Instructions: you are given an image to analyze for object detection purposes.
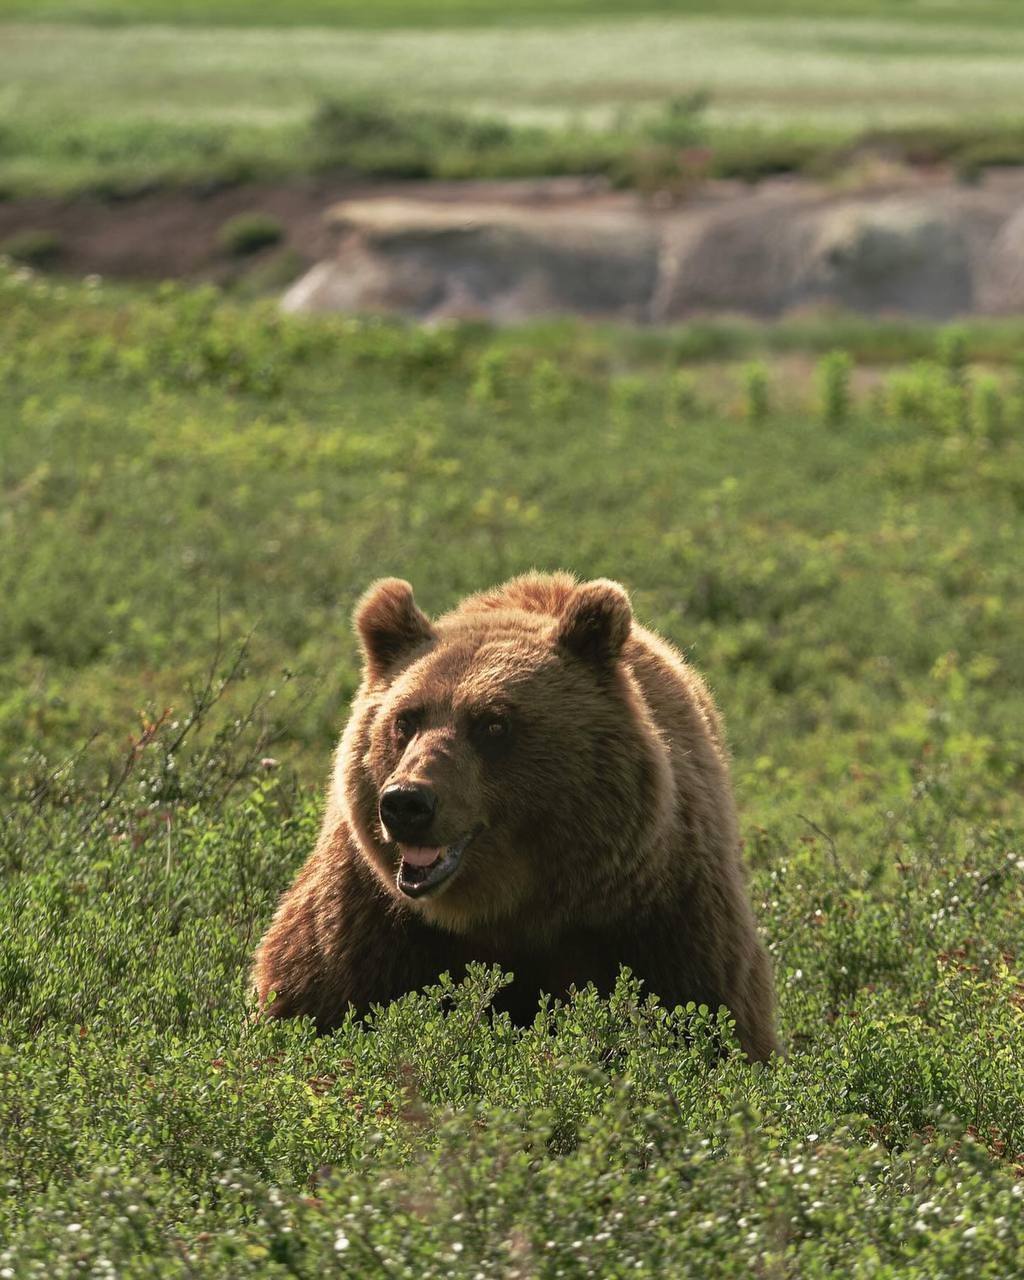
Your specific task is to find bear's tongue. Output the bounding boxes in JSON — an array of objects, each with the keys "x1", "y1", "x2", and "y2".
[{"x1": 400, "y1": 845, "x2": 443, "y2": 868}]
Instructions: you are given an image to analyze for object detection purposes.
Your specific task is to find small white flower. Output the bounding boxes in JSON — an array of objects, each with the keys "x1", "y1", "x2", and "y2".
[
  {"x1": 334, "y1": 1232, "x2": 350, "y2": 1253},
  {"x1": 806, "y1": 1133, "x2": 819, "y2": 1143},
  {"x1": 67, "y1": 1224, "x2": 82, "y2": 1233}
]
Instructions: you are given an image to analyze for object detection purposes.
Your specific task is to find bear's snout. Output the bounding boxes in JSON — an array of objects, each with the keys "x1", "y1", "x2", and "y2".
[{"x1": 379, "y1": 783, "x2": 437, "y2": 844}]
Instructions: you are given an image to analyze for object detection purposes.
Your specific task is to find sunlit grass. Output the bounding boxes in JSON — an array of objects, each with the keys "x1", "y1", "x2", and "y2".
[{"x1": 5, "y1": 17, "x2": 1024, "y2": 129}]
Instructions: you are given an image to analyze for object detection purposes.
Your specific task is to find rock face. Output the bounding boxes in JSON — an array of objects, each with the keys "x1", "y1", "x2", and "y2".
[
  {"x1": 282, "y1": 198, "x2": 659, "y2": 323},
  {"x1": 807, "y1": 201, "x2": 974, "y2": 316},
  {"x1": 282, "y1": 172, "x2": 1024, "y2": 323}
]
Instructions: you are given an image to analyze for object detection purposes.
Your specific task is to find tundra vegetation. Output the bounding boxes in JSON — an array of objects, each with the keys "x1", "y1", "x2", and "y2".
[
  {"x1": 4, "y1": 2, "x2": 1024, "y2": 196},
  {"x1": 1, "y1": 265, "x2": 1023, "y2": 1274}
]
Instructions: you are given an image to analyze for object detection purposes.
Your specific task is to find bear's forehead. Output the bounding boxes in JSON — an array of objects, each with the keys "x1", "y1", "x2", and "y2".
[{"x1": 394, "y1": 626, "x2": 555, "y2": 709}]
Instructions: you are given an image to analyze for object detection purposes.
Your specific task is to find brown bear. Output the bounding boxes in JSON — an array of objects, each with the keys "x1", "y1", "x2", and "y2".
[{"x1": 252, "y1": 572, "x2": 779, "y2": 1060}]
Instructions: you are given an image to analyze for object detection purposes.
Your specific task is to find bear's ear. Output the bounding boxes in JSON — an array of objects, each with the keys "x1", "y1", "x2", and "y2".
[
  {"x1": 354, "y1": 578, "x2": 436, "y2": 682},
  {"x1": 556, "y1": 578, "x2": 632, "y2": 670}
]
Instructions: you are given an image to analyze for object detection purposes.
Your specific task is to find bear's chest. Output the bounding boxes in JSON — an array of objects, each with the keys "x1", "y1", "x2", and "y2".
[{"x1": 443, "y1": 932, "x2": 623, "y2": 1025}]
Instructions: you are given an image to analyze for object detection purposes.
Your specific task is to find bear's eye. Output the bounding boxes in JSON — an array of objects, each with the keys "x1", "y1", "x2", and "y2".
[
  {"x1": 472, "y1": 712, "x2": 512, "y2": 750},
  {"x1": 393, "y1": 710, "x2": 421, "y2": 742}
]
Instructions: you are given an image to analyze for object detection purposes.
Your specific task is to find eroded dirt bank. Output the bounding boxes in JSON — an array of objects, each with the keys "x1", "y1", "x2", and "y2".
[{"x1": 4, "y1": 169, "x2": 1024, "y2": 321}]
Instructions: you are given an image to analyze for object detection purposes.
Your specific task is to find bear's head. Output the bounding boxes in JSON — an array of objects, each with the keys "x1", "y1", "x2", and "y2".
[{"x1": 337, "y1": 576, "x2": 676, "y2": 941}]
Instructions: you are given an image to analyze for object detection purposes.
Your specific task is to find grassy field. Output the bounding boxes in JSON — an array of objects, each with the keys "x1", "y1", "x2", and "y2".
[
  {"x1": 2, "y1": 265, "x2": 1024, "y2": 1272},
  {"x1": 4, "y1": 0, "x2": 1024, "y2": 26},
  {"x1": 4, "y1": 8, "x2": 1024, "y2": 195}
]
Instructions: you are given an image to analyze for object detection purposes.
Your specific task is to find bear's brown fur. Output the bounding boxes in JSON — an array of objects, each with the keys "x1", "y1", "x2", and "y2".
[{"x1": 252, "y1": 572, "x2": 779, "y2": 1060}]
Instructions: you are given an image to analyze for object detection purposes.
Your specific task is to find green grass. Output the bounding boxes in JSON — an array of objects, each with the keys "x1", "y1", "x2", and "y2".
[
  {"x1": 4, "y1": 0, "x2": 1024, "y2": 26},
  {"x1": 6, "y1": 15, "x2": 1023, "y2": 128},
  {"x1": 5, "y1": 12, "x2": 1024, "y2": 196},
  {"x1": 2, "y1": 268, "x2": 1024, "y2": 1272}
]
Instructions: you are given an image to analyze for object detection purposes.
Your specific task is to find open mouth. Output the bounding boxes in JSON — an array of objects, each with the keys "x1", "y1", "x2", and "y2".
[{"x1": 396, "y1": 828, "x2": 479, "y2": 899}]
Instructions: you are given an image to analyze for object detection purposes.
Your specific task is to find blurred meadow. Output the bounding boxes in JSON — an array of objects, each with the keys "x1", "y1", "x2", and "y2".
[
  {"x1": 3, "y1": 3, "x2": 1024, "y2": 1276},
  {"x1": 4, "y1": 4, "x2": 1024, "y2": 194}
]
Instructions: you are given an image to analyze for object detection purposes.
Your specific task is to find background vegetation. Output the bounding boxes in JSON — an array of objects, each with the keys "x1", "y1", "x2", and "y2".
[
  {"x1": 2, "y1": 265, "x2": 1024, "y2": 1273},
  {"x1": 5, "y1": 5, "x2": 1024, "y2": 195},
  {"x1": 3, "y1": 0, "x2": 1024, "y2": 23}
]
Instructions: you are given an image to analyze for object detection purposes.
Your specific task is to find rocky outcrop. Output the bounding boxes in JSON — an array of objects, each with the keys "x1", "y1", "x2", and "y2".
[
  {"x1": 282, "y1": 172, "x2": 1024, "y2": 323},
  {"x1": 282, "y1": 197, "x2": 659, "y2": 322}
]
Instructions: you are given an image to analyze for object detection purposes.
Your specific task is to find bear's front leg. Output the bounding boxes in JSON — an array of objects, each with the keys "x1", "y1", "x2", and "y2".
[
  {"x1": 616, "y1": 898, "x2": 780, "y2": 1063},
  {"x1": 252, "y1": 814, "x2": 429, "y2": 1031}
]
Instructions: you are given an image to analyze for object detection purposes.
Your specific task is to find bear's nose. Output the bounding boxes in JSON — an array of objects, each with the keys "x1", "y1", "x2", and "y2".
[{"x1": 379, "y1": 783, "x2": 437, "y2": 843}]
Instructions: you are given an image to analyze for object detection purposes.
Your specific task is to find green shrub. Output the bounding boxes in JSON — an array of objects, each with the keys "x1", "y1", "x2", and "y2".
[
  {"x1": 954, "y1": 137, "x2": 1024, "y2": 185},
  {"x1": 971, "y1": 373, "x2": 1006, "y2": 441},
  {"x1": 817, "y1": 348, "x2": 853, "y2": 428},
  {"x1": 528, "y1": 356, "x2": 571, "y2": 418},
  {"x1": 309, "y1": 94, "x2": 516, "y2": 178},
  {"x1": 742, "y1": 360, "x2": 771, "y2": 423},
  {"x1": 311, "y1": 94, "x2": 511, "y2": 154},
  {"x1": 0, "y1": 228, "x2": 63, "y2": 267},
  {"x1": 231, "y1": 246, "x2": 306, "y2": 298},
  {"x1": 665, "y1": 368, "x2": 700, "y2": 422},
  {"x1": 938, "y1": 325, "x2": 970, "y2": 430},
  {"x1": 311, "y1": 95, "x2": 420, "y2": 151},
  {"x1": 641, "y1": 90, "x2": 710, "y2": 147},
  {"x1": 885, "y1": 359, "x2": 964, "y2": 431},
  {"x1": 469, "y1": 347, "x2": 515, "y2": 408},
  {"x1": 710, "y1": 129, "x2": 823, "y2": 183},
  {"x1": 609, "y1": 372, "x2": 650, "y2": 427},
  {"x1": 217, "y1": 212, "x2": 285, "y2": 257}
]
